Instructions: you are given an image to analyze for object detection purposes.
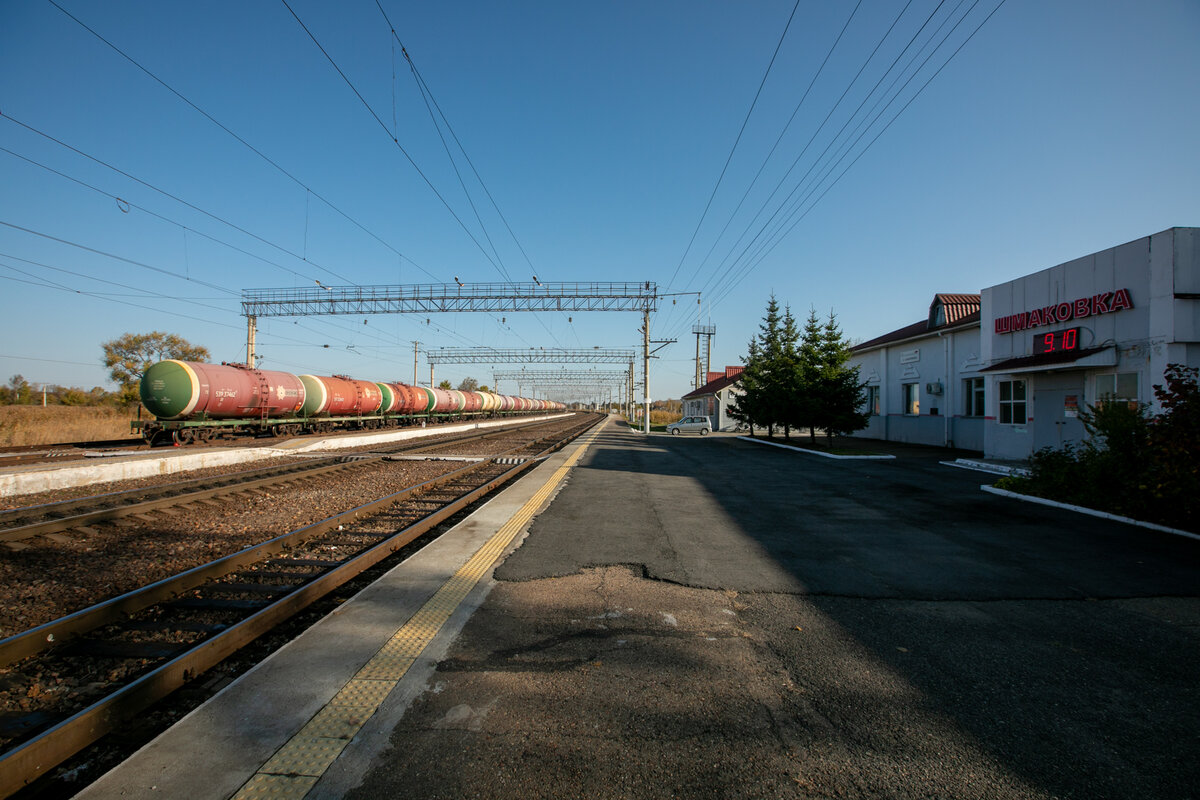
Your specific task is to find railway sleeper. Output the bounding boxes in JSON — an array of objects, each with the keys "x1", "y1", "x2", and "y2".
[
  {"x1": 269, "y1": 557, "x2": 344, "y2": 568},
  {"x1": 59, "y1": 639, "x2": 188, "y2": 660},
  {"x1": 167, "y1": 597, "x2": 268, "y2": 612},
  {"x1": 208, "y1": 583, "x2": 299, "y2": 596}
]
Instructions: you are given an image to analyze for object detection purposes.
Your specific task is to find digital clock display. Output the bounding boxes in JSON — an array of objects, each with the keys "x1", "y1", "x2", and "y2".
[{"x1": 1033, "y1": 327, "x2": 1081, "y2": 354}]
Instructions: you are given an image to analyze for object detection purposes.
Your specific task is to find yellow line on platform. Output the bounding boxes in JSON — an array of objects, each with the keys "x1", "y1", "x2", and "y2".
[{"x1": 231, "y1": 423, "x2": 603, "y2": 800}]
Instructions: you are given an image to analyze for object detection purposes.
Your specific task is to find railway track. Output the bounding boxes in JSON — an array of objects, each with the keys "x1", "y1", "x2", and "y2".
[
  {"x1": 0, "y1": 413, "x2": 601, "y2": 798},
  {"x1": 0, "y1": 418, "x2": 562, "y2": 547}
]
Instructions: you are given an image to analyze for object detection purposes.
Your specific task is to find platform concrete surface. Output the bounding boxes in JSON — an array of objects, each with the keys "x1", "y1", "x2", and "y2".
[
  {"x1": 82, "y1": 419, "x2": 1200, "y2": 800},
  {"x1": 0, "y1": 413, "x2": 568, "y2": 497},
  {"x1": 341, "y1": 421, "x2": 1199, "y2": 800}
]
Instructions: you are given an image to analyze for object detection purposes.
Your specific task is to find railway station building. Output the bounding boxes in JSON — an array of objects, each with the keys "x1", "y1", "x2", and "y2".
[
  {"x1": 681, "y1": 366, "x2": 744, "y2": 431},
  {"x1": 847, "y1": 226, "x2": 1200, "y2": 460}
]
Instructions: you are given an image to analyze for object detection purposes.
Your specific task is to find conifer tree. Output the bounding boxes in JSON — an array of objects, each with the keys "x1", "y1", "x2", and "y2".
[
  {"x1": 813, "y1": 311, "x2": 869, "y2": 443},
  {"x1": 730, "y1": 295, "x2": 786, "y2": 436},
  {"x1": 796, "y1": 308, "x2": 824, "y2": 441}
]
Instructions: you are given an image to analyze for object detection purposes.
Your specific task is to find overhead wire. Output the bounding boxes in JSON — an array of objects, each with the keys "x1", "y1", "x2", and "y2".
[
  {"x1": 657, "y1": 0, "x2": 862, "y2": 340},
  {"x1": 694, "y1": 0, "x2": 953, "y2": 315},
  {"x1": 663, "y1": 0, "x2": 1006, "y2": 343},
  {"x1": 45, "y1": 0, "x2": 434, "y2": 284},
  {"x1": 690, "y1": 0, "x2": 920, "y2": 302},
  {"x1": 374, "y1": 1, "x2": 565, "y2": 348},
  {"x1": 278, "y1": 0, "x2": 517, "y2": 287},
  {"x1": 663, "y1": 0, "x2": 801, "y2": 295},
  {"x1": 706, "y1": 0, "x2": 1005, "y2": 312},
  {"x1": 0, "y1": 121, "x2": 503, "y2": 359}
]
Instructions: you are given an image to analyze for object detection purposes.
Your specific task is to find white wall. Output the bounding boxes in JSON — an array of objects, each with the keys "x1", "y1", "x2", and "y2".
[
  {"x1": 982, "y1": 227, "x2": 1199, "y2": 460},
  {"x1": 850, "y1": 324, "x2": 983, "y2": 450}
]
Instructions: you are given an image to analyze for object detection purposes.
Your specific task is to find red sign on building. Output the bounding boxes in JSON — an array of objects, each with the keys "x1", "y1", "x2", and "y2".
[{"x1": 994, "y1": 289, "x2": 1133, "y2": 334}]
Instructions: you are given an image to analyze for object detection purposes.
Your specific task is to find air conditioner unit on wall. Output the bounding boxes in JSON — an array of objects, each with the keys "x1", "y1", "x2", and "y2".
[{"x1": 925, "y1": 381, "x2": 944, "y2": 395}]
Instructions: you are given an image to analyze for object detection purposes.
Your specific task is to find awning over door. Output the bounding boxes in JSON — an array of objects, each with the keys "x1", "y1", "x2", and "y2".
[{"x1": 980, "y1": 345, "x2": 1117, "y2": 375}]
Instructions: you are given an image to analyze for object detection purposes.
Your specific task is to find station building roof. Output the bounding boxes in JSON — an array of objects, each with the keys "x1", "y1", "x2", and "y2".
[
  {"x1": 682, "y1": 366, "x2": 743, "y2": 399},
  {"x1": 853, "y1": 294, "x2": 981, "y2": 352}
]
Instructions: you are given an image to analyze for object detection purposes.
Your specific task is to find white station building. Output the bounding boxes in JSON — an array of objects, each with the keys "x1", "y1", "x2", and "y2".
[{"x1": 848, "y1": 227, "x2": 1199, "y2": 460}]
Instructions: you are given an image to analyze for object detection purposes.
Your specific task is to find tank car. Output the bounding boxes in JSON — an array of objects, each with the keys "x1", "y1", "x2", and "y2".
[{"x1": 137, "y1": 360, "x2": 306, "y2": 444}]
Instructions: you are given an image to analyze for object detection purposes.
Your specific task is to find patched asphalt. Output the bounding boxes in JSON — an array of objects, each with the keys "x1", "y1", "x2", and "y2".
[{"x1": 343, "y1": 421, "x2": 1199, "y2": 799}]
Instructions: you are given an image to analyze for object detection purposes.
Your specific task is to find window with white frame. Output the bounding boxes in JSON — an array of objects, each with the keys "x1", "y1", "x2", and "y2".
[
  {"x1": 865, "y1": 385, "x2": 880, "y2": 416},
  {"x1": 964, "y1": 377, "x2": 985, "y2": 417},
  {"x1": 998, "y1": 379, "x2": 1026, "y2": 424},
  {"x1": 902, "y1": 383, "x2": 919, "y2": 415},
  {"x1": 1095, "y1": 373, "x2": 1138, "y2": 406}
]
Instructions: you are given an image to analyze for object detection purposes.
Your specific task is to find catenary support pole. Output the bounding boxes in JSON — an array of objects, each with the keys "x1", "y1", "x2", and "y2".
[{"x1": 643, "y1": 309, "x2": 650, "y2": 435}]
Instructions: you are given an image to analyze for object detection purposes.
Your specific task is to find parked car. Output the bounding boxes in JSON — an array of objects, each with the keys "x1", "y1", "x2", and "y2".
[{"x1": 666, "y1": 416, "x2": 712, "y2": 435}]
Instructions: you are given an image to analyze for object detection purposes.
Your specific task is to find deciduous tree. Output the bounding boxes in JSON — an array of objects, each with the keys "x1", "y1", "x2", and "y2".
[{"x1": 102, "y1": 332, "x2": 209, "y2": 404}]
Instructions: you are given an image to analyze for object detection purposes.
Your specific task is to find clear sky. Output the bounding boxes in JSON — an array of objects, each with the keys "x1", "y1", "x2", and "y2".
[{"x1": 1, "y1": 1, "x2": 1197, "y2": 402}]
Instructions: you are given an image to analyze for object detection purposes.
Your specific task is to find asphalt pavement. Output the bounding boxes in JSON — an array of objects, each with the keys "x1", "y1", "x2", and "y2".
[{"x1": 342, "y1": 421, "x2": 1200, "y2": 799}]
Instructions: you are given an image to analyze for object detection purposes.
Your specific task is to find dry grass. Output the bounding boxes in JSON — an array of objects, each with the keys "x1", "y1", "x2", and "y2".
[{"x1": 0, "y1": 406, "x2": 139, "y2": 446}]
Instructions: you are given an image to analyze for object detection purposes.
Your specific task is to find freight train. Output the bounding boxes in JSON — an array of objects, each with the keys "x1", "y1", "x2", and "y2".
[{"x1": 134, "y1": 360, "x2": 566, "y2": 445}]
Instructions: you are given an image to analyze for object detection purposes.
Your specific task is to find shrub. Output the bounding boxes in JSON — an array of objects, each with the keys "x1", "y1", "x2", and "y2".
[{"x1": 1000, "y1": 364, "x2": 1197, "y2": 532}]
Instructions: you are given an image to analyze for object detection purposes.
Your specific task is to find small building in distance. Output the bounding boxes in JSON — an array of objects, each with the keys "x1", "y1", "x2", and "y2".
[{"x1": 681, "y1": 366, "x2": 744, "y2": 431}]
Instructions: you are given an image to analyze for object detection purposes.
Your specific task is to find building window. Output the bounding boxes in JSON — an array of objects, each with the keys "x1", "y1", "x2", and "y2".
[
  {"x1": 865, "y1": 385, "x2": 880, "y2": 416},
  {"x1": 998, "y1": 379, "x2": 1026, "y2": 424},
  {"x1": 964, "y1": 377, "x2": 985, "y2": 417},
  {"x1": 1095, "y1": 373, "x2": 1138, "y2": 406},
  {"x1": 902, "y1": 383, "x2": 919, "y2": 415}
]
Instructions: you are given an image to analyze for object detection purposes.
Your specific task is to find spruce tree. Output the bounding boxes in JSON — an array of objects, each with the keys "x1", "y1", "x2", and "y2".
[
  {"x1": 814, "y1": 311, "x2": 869, "y2": 443},
  {"x1": 796, "y1": 308, "x2": 824, "y2": 441}
]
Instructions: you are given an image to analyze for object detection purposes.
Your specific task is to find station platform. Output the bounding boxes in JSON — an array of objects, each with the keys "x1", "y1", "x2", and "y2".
[
  {"x1": 77, "y1": 417, "x2": 1200, "y2": 800},
  {"x1": 0, "y1": 414, "x2": 568, "y2": 498}
]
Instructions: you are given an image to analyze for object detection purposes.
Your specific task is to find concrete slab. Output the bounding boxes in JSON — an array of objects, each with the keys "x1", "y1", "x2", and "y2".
[{"x1": 0, "y1": 414, "x2": 569, "y2": 497}]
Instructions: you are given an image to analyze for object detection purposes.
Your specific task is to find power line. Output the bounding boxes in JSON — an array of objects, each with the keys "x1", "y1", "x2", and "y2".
[
  {"x1": 706, "y1": 0, "x2": 1009, "y2": 315},
  {"x1": 691, "y1": 0, "x2": 953, "y2": 316},
  {"x1": 664, "y1": 0, "x2": 801, "y2": 293},
  {"x1": 44, "y1": 0, "x2": 436, "y2": 283},
  {"x1": 658, "y1": 0, "x2": 863, "y2": 339},
  {"x1": 279, "y1": 0, "x2": 515, "y2": 285}
]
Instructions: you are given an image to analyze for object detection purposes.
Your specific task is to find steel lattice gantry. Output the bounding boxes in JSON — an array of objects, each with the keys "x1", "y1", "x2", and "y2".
[
  {"x1": 241, "y1": 281, "x2": 659, "y2": 427},
  {"x1": 426, "y1": 347, "x2": 636, "y2": 366},
  {"x1": 242, "y1": 282, "x2": 657, "y2": 317},
  {"x1": 491, "y1": 370, "x2": 629, "y2": 407}
]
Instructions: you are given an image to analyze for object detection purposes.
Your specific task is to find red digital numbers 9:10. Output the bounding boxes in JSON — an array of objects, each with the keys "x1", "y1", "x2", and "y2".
[{"x1": 1033, "y1": 327, "x2": 1081, "y2": 354}]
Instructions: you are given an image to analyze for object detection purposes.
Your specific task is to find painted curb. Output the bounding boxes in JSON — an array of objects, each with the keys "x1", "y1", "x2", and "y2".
[
  {"x1": 980, "y1": 484, "x2": 1200, "y2": 542},
  {"x1": 737, "y1": 436, "x2": 896, "y2": 460},
  {"x1": 940, "y1": 459, "x2": 1031, "y2": 477}
]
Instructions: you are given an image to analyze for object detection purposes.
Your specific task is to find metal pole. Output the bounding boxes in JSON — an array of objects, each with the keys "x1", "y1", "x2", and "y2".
[
  {"x1": 695, "y1": 329, "x2": 701, "y2": 390},
  {"x1": 642, "y1": 309, "x2": 650, "y2": 434},
  {"x1": 413, "y1": 341, "x2": 419, "y2": 385},
  {"x1": 246, "y1": 315, "x2": 257, "y2": 368}
]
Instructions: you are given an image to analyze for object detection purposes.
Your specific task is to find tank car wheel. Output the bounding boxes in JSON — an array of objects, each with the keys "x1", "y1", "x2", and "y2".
[{"x1": 172, "y1": 429, "x2": 195, "y2": 445}]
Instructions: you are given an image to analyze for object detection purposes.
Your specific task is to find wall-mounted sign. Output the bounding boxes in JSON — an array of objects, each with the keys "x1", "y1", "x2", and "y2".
[
  {"x1": 899, "y1": 349, "x2": 920, "y2": 364},
  {"x1": 1064, "y1": 394, "x2": 1079, "y2": 418},
  {"x1": 1032, "y1": 327, "x2": 1081, "y2": 354},
  {"x1": 994, "y1": 289, "x2": 1133, "y2": 334}
]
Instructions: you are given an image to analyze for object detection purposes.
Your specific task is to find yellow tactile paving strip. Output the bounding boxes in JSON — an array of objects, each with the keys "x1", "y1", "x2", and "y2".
[{"x1": 231, "y1": 424, "x2": 603, "y2": 800}]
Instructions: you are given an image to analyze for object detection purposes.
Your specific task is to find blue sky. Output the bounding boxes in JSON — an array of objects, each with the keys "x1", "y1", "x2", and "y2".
[{"x1": 1, "y1": 0, "x2": 1197, "y2": 401}]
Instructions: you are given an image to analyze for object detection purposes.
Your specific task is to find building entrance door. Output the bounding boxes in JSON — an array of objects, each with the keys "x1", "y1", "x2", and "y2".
[{"x1": 1033, "y1": 386, "x2": 1086, "y2": 451}]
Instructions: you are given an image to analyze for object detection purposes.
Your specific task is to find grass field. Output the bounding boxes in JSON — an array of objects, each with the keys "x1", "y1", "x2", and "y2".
[{"x1": 0, "y1": 406, "x2": 140, "y2": 446}]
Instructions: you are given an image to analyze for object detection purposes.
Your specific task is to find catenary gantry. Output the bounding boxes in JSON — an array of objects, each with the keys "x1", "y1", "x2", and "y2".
[
  {"x1": 242, "y1": 282, "x2": 658, "y2": 317},
  {"x1": 242, "y1": 281, "x2": 661, "y2": 430},
  {"x1": 426, "y1": 348, "x2": 637, "y2": 365}
]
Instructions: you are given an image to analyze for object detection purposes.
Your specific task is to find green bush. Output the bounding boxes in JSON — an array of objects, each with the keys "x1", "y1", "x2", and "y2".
[{"x1": 999, "y1": 364, "x2": 1198, "y2": 532}]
